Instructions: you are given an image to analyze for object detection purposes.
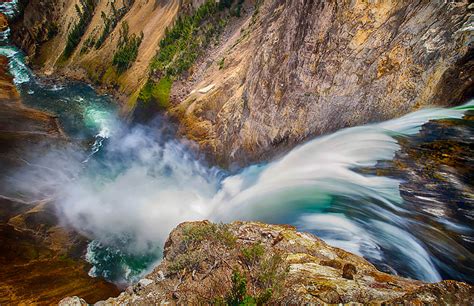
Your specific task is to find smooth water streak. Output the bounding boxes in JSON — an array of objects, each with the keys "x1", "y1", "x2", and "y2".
[{"x1": 59, "y1": 101, "x2": 472, "y2": 283}]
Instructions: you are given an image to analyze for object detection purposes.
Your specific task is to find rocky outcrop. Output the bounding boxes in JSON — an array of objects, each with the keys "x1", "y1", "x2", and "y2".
[
  {"x1": 0, "y1": 54, "x2": 64, "y2": 172},
  {"x1": 61, "y1": 221, "x2": 473, "y2": 304},
  {"x1": 0, "y1": 55, "x2": 120, "y2": 304}
]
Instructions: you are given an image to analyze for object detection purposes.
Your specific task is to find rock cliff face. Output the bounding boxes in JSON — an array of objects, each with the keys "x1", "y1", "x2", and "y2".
[
  {"x1": 60, "y1": 221, "x2": 474, "y2": 305},
  {"x1": 11, "y1": 0, "x2": 474, "y2": 166},
  {"x1": 173, "y1": 0, "x2": 473, "y2": 166}
]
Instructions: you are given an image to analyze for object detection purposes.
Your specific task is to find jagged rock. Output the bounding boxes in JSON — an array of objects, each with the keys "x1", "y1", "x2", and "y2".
[
  {"x1": 198, "y1": 84, "x2": 215, "y2": 94},
  {"x1": 58, "y1": 296, "x2": 88, "y2": 305},
  {"x1": 138, "y1": 278, "x2": 154, "y2": 287},
  {"x1": 62, "y1": 221, "x2": 473, "y2": 304}
]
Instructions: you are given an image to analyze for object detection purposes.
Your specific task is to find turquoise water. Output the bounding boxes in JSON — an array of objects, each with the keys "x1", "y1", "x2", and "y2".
[
  {"x1": 0, "y1": 45, "x2": 116, "y2": 139},
  {"x1": 1, "y1": 3, "x2": 473, "y2": 286}
]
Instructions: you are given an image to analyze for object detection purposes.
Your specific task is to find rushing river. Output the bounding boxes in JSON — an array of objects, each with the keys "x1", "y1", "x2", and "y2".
[{"x1": 1, "y1": 2, "x2": 473, "y2": 286}]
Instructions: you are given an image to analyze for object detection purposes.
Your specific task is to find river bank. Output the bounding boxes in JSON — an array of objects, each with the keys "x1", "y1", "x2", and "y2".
[
  {"x1": 0, "y1": 52, "x2": 120, "y2": 304},
  {"x1": 0, "y1": 10, "x2": 120, "y2": 302}
]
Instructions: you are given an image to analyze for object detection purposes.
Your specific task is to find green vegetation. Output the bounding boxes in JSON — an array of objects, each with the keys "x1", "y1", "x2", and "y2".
[
  {"x1": 235, "y1": 246, "x2": 288, "y2": 304},
  {"x1": 182, "y1": 222, "x2": 236, "y2": 248},
  {"x1": 225, "y1": 270, "x2": 272, "y2": 305},
  {"x1": 231, "y1": 0, "x2": 244, "y2": 17},
  {"x1": 95, "y1": 0, "x2": 134, "y2": 49},
  {"x1": 150, "y1": 0, "x2": 229, "y2": 76},
  {"x1": 138, "y1": 0, "x2": 243, "y2": 109},
  {"x1": 80, "y1": 33, "x2": 97, "y2": 54},
  {"x1": 163, "y1": 222, "x2": 288, "y2": 303},
  {"x1": 63, "y1": 0, "x2": 97, "y2": 58},
  {"x1": 218, "y1": 57, "x2": 225, "y2": 70},
  {"x1": 167, "y1": 223, "x2": 237, "y2": 275},
  {"x1": 46, "y1": 23, "x2": 59, "y2": 40},
  {"x1": 168, "y1": 251, "x2": 205, "y2": 274},
  {"x1": 226, "y1": 270, "x2": 252, "y2": 305},
  {"x1": 112, "y1": 21, "x2": 143, "y2": 73},
  {"x1": 241, "y1": 243, "x2": 264, "y2": 265},
  {"x1": 256, "y1": 254, "x2": 287, "y2": 292},
  {"x1": 137, "y1": 76, "x2": 172, "y2": 110}
]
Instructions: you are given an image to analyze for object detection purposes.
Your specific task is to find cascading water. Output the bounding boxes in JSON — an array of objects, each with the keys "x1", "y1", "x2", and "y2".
[{"x1": 1, "y1": 0, "x2": 473, "y2": 288}]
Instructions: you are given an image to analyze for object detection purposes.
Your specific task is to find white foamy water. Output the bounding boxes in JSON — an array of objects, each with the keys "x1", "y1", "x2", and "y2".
[{"x1": 0, "y1": 46, "x2": 31, "y2": 84}]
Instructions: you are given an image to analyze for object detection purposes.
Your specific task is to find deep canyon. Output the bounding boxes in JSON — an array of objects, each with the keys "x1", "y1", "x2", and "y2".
[{"x1": 0, "y1": 0, "x2": 473, "y2": 304}]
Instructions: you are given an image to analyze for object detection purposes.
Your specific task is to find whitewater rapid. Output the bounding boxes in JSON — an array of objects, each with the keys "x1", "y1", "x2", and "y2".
[{"x1": 43, "y1": 101, "x2": 470, "y2": 284}]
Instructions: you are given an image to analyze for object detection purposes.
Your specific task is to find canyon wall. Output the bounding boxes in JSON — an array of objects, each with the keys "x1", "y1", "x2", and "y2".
[
  {"x1": 173, "y1": 0, "x2": 473, "y2": 166},
  {"x1": 11, "y1": 0, "x2": 474, "y2": 166},
  {"x1": 11, "y1": 0, "x2": 182, "y2": 110}
]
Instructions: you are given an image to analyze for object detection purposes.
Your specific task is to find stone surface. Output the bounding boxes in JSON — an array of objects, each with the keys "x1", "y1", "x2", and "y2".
[
  {"x1": 64, "y1": 221, "x2": 473, "y2": 305},
  {"x1": 0, "y1": 13, "x2": 7, "y2": 32},
  {"x1": 58, "y1": 296, "x2": 88, "y2": 305},
  {"x1": 10, "y1": 0, "x2": 181, "y2": 111},
  {"x1": 173, "y1": 0, "x2": 474, "y2": 166}
]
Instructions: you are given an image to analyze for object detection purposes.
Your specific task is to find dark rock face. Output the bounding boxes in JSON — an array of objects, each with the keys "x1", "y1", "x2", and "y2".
[
  {"x1": 62, "y1": 221, "x2": 473, "y2": 305},
  {"x1": 9, "y1": 0, "x2": 60, "y2": 61},
  {"x1": 0, "y1": 55, "x2": 63, "y2": 173},
  {"x1": 176, "y1": 0, "x2": 473, "y2": 166}
]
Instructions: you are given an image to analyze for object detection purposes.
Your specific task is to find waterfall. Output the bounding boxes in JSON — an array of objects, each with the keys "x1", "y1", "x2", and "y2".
[{"x1": 1, "y1": 0, "x2": 472, "y2": 286}]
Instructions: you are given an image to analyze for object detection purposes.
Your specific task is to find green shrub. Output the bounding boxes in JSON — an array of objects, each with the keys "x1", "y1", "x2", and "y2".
[
  {"x1": 95, "y1": 11, "x2": 111, "y2": 48},
  {"x1": 226, "y1": 270, "x2": 255, "y2": 305},
  {"x1": 168, "y1": 251, "x2": 205, "y2": 274},
  {"x1": 256, "y1": 254, "x2": 287, "y2": 295},
  {"x1": 112, "y1": 21, "x2": 143, "y2": 73},
  {"x1": 183, "y1": 223, "x2": 219, "y2": 244},
  {"x1": 181, "y1": 223, "x2": 236, "y2": 248},
  {"x1": 95, "y1": 0, "x2": 134, "y2": 49},
  {"x1": 231, "y1": 0, "x2": 244, "y2": 17},
  {"x1": 47, "y1": 23, "x2": 59, "y2": 39},
  {"x1": 255, "y1": 288, "x2": 272, "y2": 305},
  {"x1": 138, "y1": 77, "x2": 172, "y2": 109},
  {"x1": 241, "y1": 243, "x2": 264, "y2": 265},
  {"x1": 80, "y1": 33, "x2": 96, "y2": 54},
  {"x1": 63, "y1": 0, "x2": 96, "y2": 58},
  {"x1": 226, "y1": 270, "x2": 272, "y2": 305},
  {"x1": 218, "y1": 57, "x2": 225, "y2": 69}
]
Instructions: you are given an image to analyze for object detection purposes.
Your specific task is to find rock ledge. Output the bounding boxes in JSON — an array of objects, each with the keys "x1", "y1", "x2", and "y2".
[{"x1": 61, "y1": 221, "x2": 473, "y2": 304}]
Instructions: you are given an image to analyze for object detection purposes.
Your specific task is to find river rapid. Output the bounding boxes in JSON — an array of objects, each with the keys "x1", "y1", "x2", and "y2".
[{"x1": 1, "y1": 2, "x2": 473, "y2": 287}]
